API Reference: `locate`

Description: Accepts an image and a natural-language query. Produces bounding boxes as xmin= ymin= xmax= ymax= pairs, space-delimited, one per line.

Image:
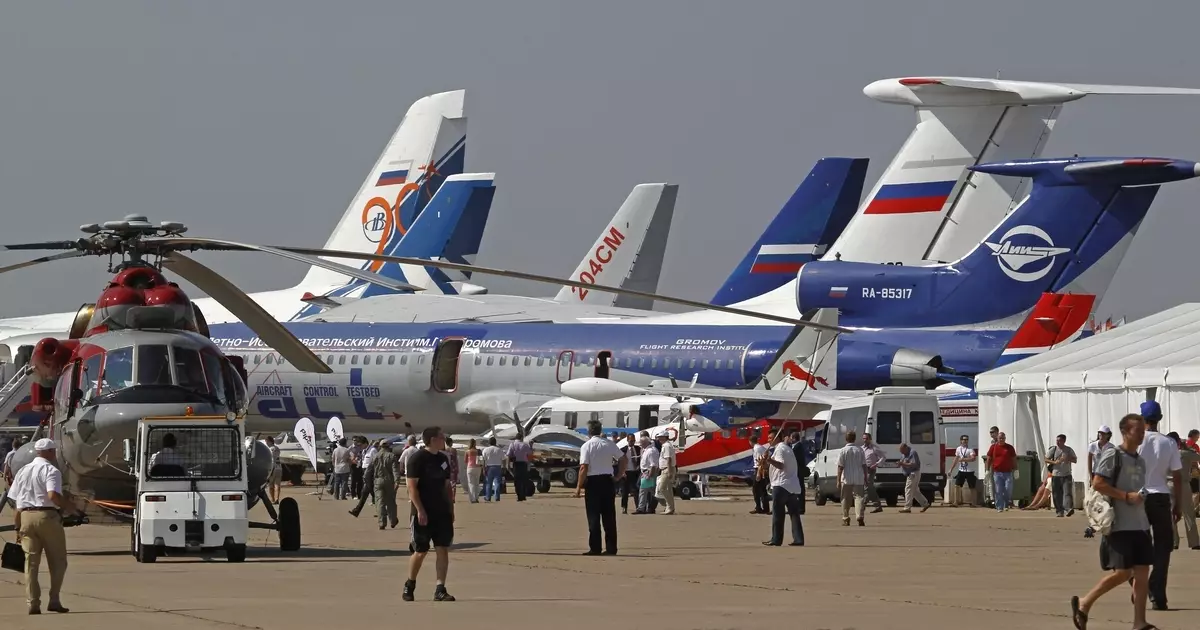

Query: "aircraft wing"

xmin=643 ymin=385 xmax=860 ymax=406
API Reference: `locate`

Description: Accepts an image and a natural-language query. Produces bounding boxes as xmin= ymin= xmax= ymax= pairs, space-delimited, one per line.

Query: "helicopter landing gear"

xmin=251 ymin=490 xmax=302 ymax=552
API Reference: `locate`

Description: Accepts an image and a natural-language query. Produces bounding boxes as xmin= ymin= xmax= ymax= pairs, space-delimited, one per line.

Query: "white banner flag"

xmin=326 ymin=416 xmax=344 ymax=445
xmin=294 ymin=417 xmax=319 ymax=472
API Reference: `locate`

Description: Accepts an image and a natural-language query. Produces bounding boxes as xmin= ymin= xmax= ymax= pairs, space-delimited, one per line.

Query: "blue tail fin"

xmin=796 ymin=157 xmax=1199 ymax=327
xmin=709 ymin=158 xmax=867 ymax=306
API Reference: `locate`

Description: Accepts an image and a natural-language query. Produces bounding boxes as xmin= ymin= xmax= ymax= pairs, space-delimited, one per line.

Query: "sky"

xmin=2 ymin=1 xmax=1200 ymax=324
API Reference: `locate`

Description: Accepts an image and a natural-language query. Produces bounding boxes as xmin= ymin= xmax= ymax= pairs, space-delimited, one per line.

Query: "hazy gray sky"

xmin=3 ymin=1 xmax=1200 ymax=323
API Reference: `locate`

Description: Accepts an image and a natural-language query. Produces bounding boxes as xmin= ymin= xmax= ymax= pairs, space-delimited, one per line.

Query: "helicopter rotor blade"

xmin=1 ymin=240 xmax=84 ymax=251
xmin=270 ymin=246 xmax=852 ymax=333
xmin=161 ymin=252 xmax=332 ymax=374
xmin=0 ymin=250 xmax=89 ymax=275
xmin=142 ymin=237 xmax=425 ymax=293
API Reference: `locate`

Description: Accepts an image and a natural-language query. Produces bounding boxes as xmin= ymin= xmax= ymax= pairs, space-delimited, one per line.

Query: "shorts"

xmin=269 ymin=467 xmax=282 ymax=484
xmin=954 ymin=471 xmax=977 ymax=488
xmin=410 ymin=515 xmax=454 ymax=553
xmin=1100 ymin=530 xmax=1154 ymax=571
xmin=1190 ymin=478 xmax=1198 ymax=494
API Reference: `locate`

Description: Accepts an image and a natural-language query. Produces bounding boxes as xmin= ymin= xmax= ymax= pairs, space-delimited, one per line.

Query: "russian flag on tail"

xmin=864 ymin=180 xmax=957 ymax=214
xmin=750 ymin=244 xmax=823 ymax=275
xmin=375 ymin=168 xmax=409 ymax=187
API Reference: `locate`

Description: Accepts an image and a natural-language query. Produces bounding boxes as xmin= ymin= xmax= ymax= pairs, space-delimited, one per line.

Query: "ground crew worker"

xmin=576 ymin=420 xmax=626 ymax=555
xmin=10 ymin=438 xmax=82 ymax=615
xmin=372 ymin=438 xmax=402 ymax=530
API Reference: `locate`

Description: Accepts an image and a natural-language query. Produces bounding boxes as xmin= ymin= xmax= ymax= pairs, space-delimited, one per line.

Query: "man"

xmin=404 ymin=426 xmax=455 ymax=602
xmin=444 ymin=436 xmax=460 ymax=500
xmin=1136 ymin=400 xmax=1183 ymax=611
xmin=372 ymin=437 xmax=402 ymax=530
xmin=398 ymin=436 xmax=419 ymax=479
xmin=1046 ymin=433 xmax=1078 ymax=517
xmin=349 ymin=439 xmax=384 ymax=519
xmin=982 ymin=426 xmax=999 ymax=507
xmin=360 ymin=438 xmax=378 ymax=505
xmin=763 ymin=431 xmax=805 ymax=546
xmin=619 ymin=434 xmax=641 ymax=514
xmin=836 ymin=431 xmax=869 ymax=527
xmin=950 ymin=435 xmax=978 ymax=507
xmin=986 ymin=433 xmax=1017 ymax=512
xmin=860 ymin=432 xmax=886 ymax=514
xmin=480 ymin=437 xmax=505 ymax=502
xmin=349 ymin=436 xmax=366 ymax=500
xmin=1170 ymin=433 xmax=1200 ymax=550
xmin=148 ymin=433 xmax=185 ymax=472
xmin=576 ymin=420 xmax=626 ymax=555
xmin=329 ymin=438 xmax=352 ymax=500
xmin=3 ymin=436 xmax=23 ymax=486
xmin=505 ymin=435 xmax=533 ymax=501
xmin=636 ymin=432 xmax=660 ymax=514
xmin=1070 ymin=413 xmax=1153 ymax=630
xmin=1187 ymin=429 xmax=1200 ymax=509
xmin=897 ymin=443 xmax=929 ymax=513
xmin=1085 ymin=426 xmax=1117 ymax=537
xmin=750 ymin=431 xmax=770 ymax=514
xmin=264 ymin=435 xmax=283 ymax=504
xmin=10 ymin=439 xmax=83 ymax=615
xmin=655 ymin=433 xmax=677 ymax=515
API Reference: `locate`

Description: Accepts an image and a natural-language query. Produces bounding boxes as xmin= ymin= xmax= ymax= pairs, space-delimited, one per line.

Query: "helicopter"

xmin=0 ymin=215 xmax=422 ymax=548
xmin=0 ymin=213 xmax=845 ymax=552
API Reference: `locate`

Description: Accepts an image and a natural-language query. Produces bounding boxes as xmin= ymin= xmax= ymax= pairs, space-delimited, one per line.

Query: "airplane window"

xmin=351 ymin=355 xmax=359 ymax=365
xmin=499 ymin=356 xmax=507 ymax=366
xmin=727 ymin=359 xmax=736 ymax=370
xmin=721 ymin=430 xmax=731 ymax=439
xmin=388 ymin=356 xmax=395 ymax=365
xmin=536 ymin=357 xmax=545 ymax=366
xmin=376 ymin=355 xmax=383 ymax=365
xmin=100 ymin=347 xmax=134 ymax=393
xmin=278 ymin=356 xmax=287 ymax=365
xmin=265 ymin=355 xmax=274 ymax=365
xmin=589 ymin=411 xmax=600 ymax=423
xmin=702 ymin=359 xmax=709 ymax=369
xmin=588 ymin=357 xmax=595 ymax=366
xmin=513 ymin=357 xmax=520 ymax=368
xmin=80 ymin=353 xmax=103 ymax=399
xmin=524 ymin=357 xmax=531 ymax=366
xmin=418 ymin=355 xmax=425 ymax=365
xmin=689 ymin=359 xmax=696 ymax=369
xmin=400 ymin=355 xmax=407 ymax=366
xmin=253 ymin=355 xmax=261 ymax=365
xmin=616 ymin=411 xmax=628 ymax=428
xmin=650 ymin=358 xmax=658 ymax=368
xmin=677 ymin=359 xmax=684 ymax=369
xmin=623 ymin=358 xmax=631 ymax=368
xmin=565 ymin=411 xmax=577 ymax=429
xmin=474 ymin=356 xmax=482 ymax=366
xmin=326 ymin=355 xmax=333 ymax=364
xmin=486 ymin=356 xmax=494 ymax=366
xmin=638 ymin=358 xmax=645 ymax=368
xmin=174 ymin=347 xmax=208 ymax=393
xmin=137 ymin=345 xmax=173 ymax=386
xmin=337 ymin=355 xmax=345 ymax=365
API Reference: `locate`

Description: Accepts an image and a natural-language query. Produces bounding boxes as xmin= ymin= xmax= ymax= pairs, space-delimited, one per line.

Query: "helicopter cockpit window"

xmin=100 ymin=347 xmax=134 ymax=393
xmin=80 ymin=354 xmax=102 ymax=401
xmin=201 ymin=351 xmax=227 ymax=402
xmin=137 ymin=345 xmax=173 ymax=386
xmin=173 ymin=346 xmax=208 ymax=393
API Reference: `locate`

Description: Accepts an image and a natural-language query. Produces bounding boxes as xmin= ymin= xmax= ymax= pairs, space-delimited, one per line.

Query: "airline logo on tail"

xmin=984 ymin=225 xmax=1071 ymax=282
xmin=782 ymin=360 xmax=829 ymax=388
xmin=359 ymin=161 xmax=443 ymax=260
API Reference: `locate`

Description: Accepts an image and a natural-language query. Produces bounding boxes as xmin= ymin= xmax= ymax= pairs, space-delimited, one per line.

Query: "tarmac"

xmin=1 ymin=483 xmax=1197 ymax=630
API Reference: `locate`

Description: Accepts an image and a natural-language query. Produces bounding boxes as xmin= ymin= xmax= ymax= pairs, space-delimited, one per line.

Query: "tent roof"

xmin=975 ymin=302 xmax=1200 ymax=393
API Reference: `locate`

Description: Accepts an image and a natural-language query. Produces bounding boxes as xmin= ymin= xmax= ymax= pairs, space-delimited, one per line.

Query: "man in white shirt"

xmin=148 ymin=433 xmax=186 ymax=474
xmin=575 ymin=420 xmax=627 ymax=555
xmin=1136 ymin=401 xmax=1183 ymax=611
xmin=655 ymin=433 xmax=678 ymax=515
xmin=950 ymin=435 xmax=978 ymax=507
xmin=637 ymin=432 xmax=660 ymax=514
xmin=763 ymin=432 xmax=805 ymax=546
xmin=398 ymin=436 xmax=419 ymax=478
xmin=10 ymin=439 xmax=82 ymax=615
xmin=3 ymin=436 xmax=24 ymax=487
xmin=750 ymin=433 xmax=770 ymax=514
xmin=330 ymin=438 xmax=353 ymax=500
xmin=1083 ymin=425 xmax=1115 ymax=537
xmin=837 ymin=430 xmax=869 ymax=527
xmin=480 ymin=437 xmax=506 ymax=502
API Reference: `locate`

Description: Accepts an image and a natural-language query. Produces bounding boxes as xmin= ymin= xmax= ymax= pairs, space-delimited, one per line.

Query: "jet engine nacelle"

xmin=836 ymin=340 xmax=943 ymax=390
xmin=560 ymin=377 xmax=647 ymax=402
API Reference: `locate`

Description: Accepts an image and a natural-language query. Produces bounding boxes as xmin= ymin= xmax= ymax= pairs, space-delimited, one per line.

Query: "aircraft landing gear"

xmin=251 ymin=490 xmax=301 ymax=552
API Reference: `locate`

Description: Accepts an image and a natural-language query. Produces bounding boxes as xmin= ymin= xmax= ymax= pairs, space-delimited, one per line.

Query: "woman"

xmin=1022 ymin=469 xmax=1054 ymax=511
xmin=465 ymin=439 xmax=482 ymax=503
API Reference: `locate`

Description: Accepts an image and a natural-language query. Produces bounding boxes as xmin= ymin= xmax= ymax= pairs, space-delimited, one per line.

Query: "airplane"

xmin=174 ymin=155 xmax=1198 ymax=439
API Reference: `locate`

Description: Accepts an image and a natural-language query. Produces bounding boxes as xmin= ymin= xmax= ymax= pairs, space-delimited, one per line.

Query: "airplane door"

xmin=431 ymin=338 xmax=466 ymax=393
xmin=407 ymin=349 xmax=435 ymax=392
xmin=637 ymin=405 xmax=658 ymax=431
xmin=556 ymin=350 xmax=574 ymax=384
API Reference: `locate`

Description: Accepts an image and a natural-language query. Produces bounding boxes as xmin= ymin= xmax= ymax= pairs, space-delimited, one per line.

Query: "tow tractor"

xmin=124 ymin=414 xmax=251 ymax=563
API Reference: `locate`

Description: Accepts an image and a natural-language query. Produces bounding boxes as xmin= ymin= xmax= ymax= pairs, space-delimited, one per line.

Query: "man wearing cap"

xmin=1136 ymin=400 xmax=1184 ymax=611
xmin=9 ymin=438 xmax=82 ymax=615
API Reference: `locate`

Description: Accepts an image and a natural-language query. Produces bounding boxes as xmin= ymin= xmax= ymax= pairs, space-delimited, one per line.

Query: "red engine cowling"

xmin=86 ymin=266 xmax=199 ymax=335
xmin=29 ymin=337 xmax=80 ymax=412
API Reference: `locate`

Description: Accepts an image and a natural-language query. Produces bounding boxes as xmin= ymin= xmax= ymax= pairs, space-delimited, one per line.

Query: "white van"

xmin=809 ymin=387 xmax=946 ymax=506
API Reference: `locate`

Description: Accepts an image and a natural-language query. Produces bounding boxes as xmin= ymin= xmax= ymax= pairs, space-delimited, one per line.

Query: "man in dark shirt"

xmin=404 ymin=426 xmax=455 ymax=602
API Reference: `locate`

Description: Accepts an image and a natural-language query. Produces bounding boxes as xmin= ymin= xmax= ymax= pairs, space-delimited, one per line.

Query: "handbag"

xmin=1085 ymin=451 xmax=1124 ymax=536
xmin=1 ymin=541 xmax=24 ymax=572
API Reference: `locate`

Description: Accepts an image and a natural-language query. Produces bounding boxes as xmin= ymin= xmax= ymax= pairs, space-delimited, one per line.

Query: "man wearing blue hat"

xmin=1136 ymin=400 xmax=1184 ymax=611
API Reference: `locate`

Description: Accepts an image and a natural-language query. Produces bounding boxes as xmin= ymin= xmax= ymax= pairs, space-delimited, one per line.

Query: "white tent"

xmin=975 ymin=302 xmax=1200 ymax=482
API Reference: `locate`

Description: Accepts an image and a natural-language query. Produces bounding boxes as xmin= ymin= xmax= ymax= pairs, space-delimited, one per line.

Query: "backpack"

xmin=1084 ymin=449 xmax=1124 ymax=536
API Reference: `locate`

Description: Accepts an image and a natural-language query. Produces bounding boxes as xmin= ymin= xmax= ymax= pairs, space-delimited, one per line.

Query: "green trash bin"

xmin=1010 ymin=454 xmax=1039 ymax=506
